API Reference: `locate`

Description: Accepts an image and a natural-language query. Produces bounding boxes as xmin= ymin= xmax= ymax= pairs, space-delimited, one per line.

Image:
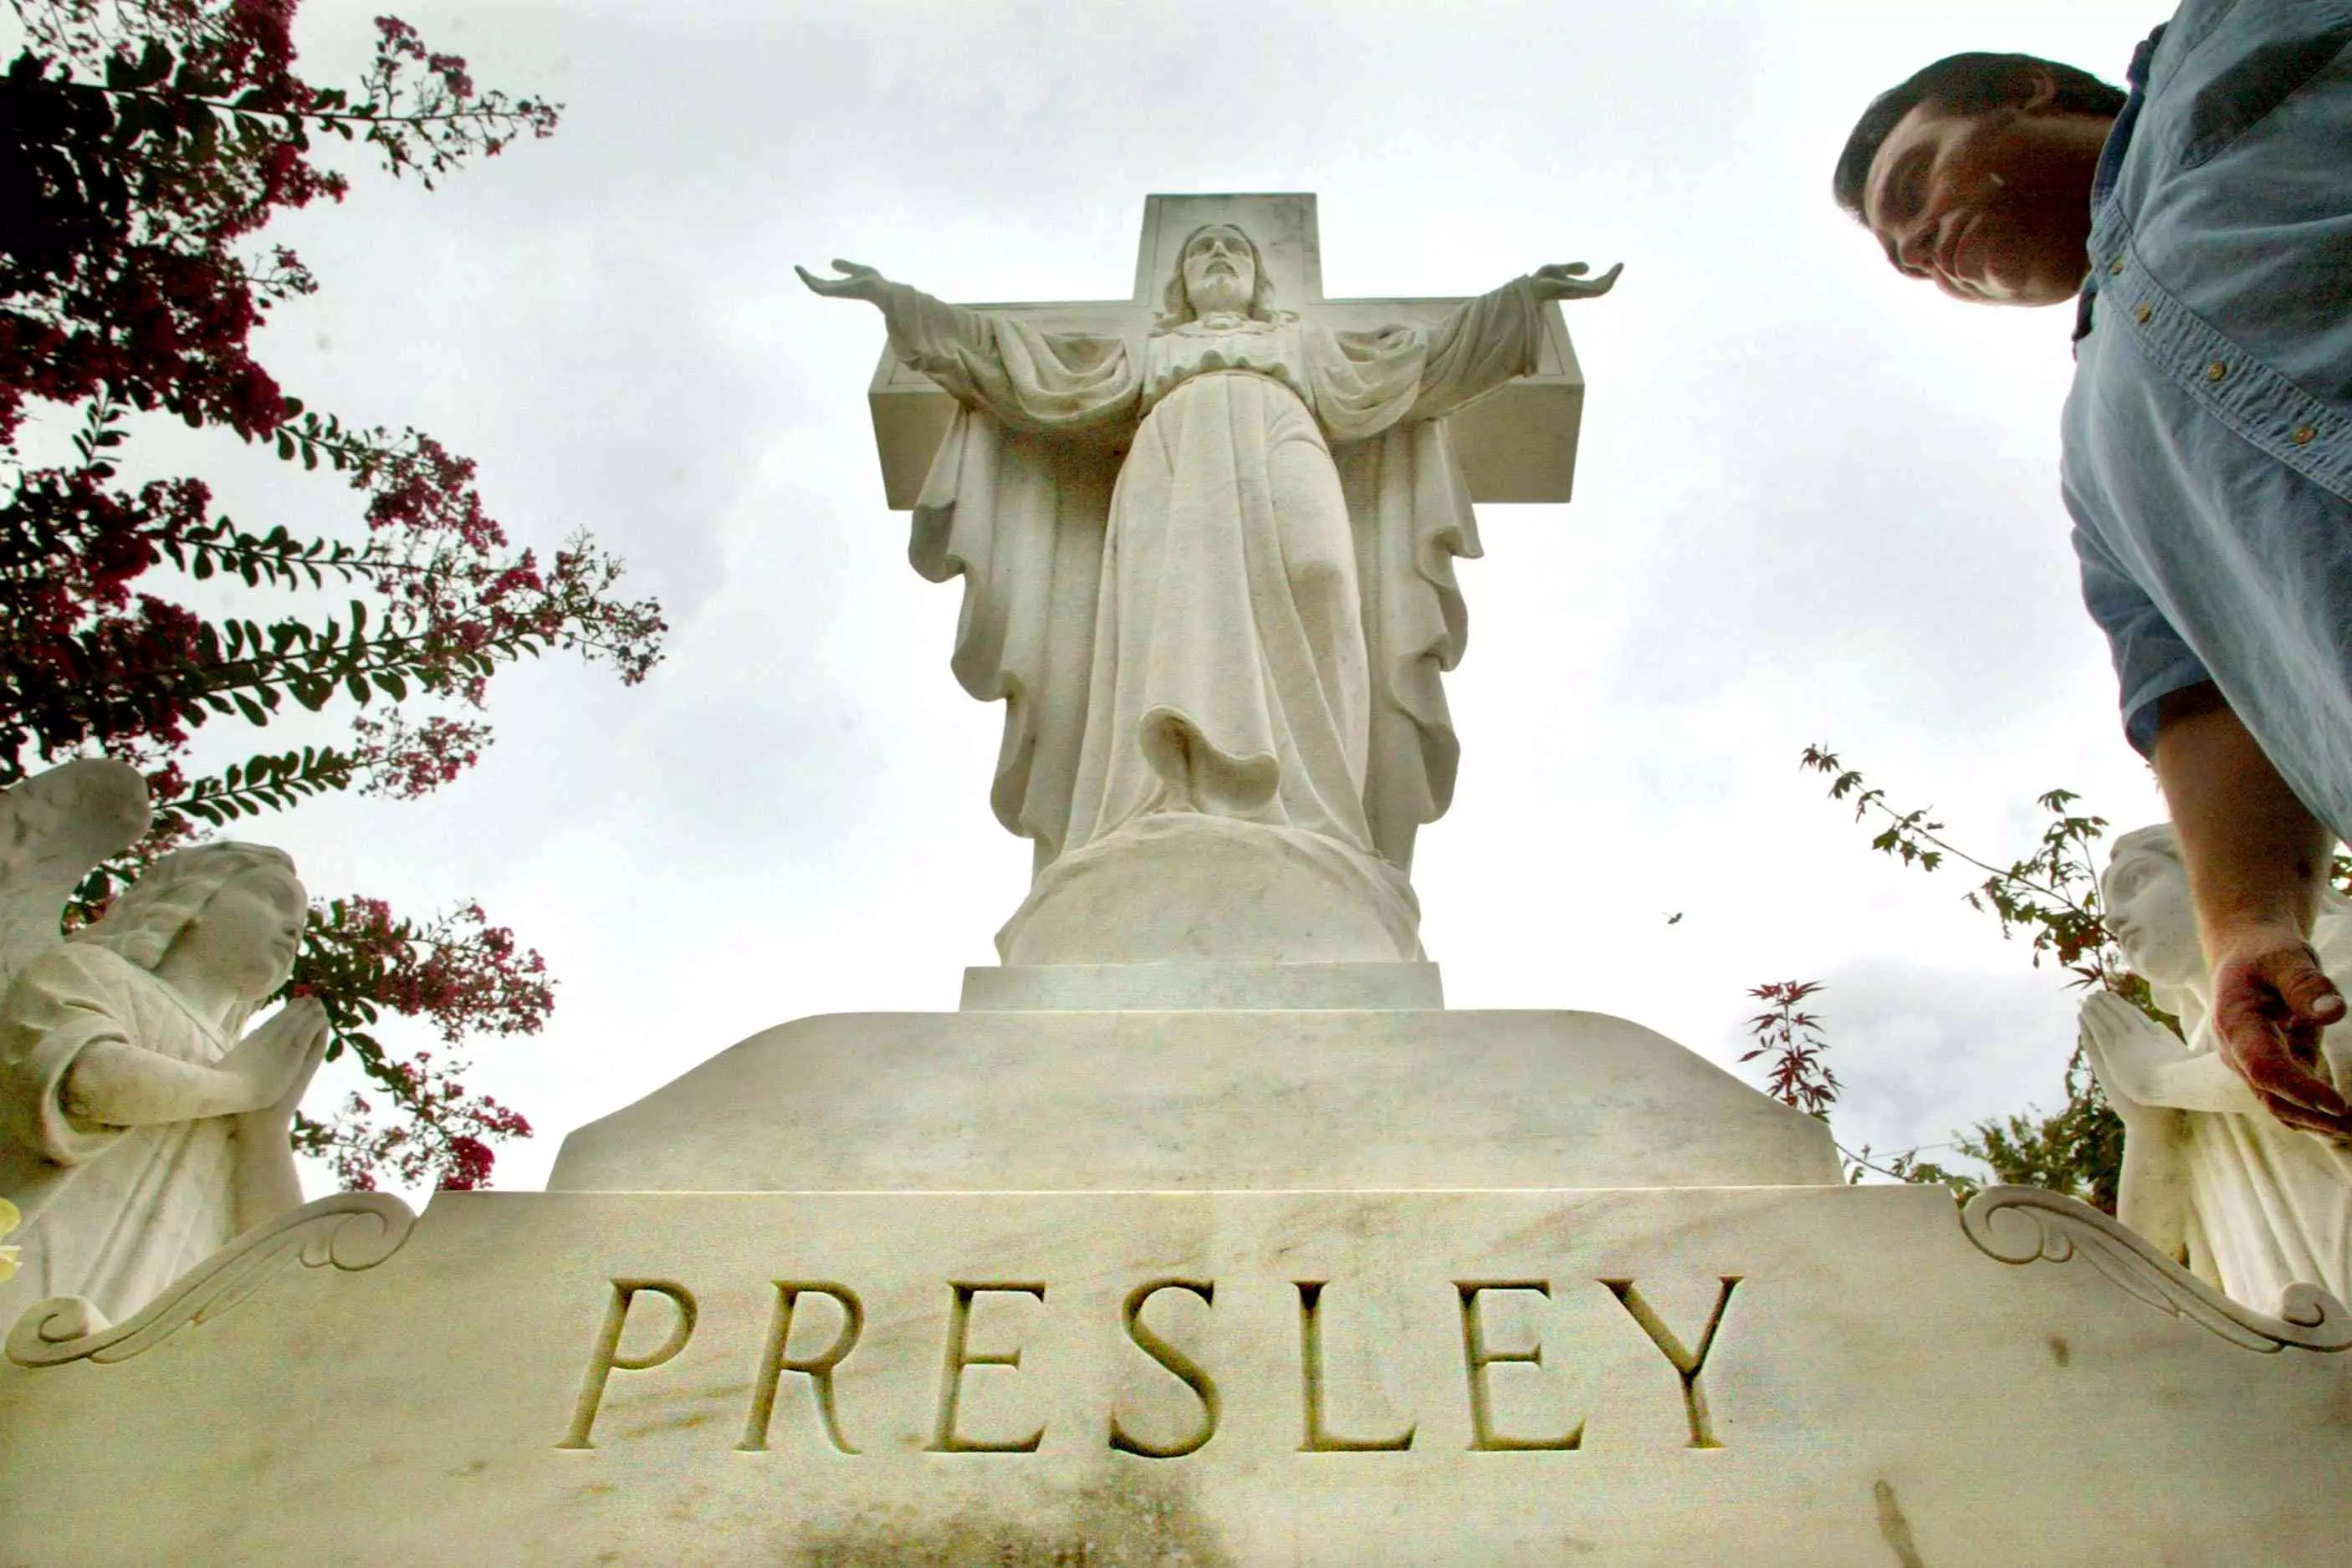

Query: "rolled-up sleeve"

xmin=2072 ymin=517 xmax=2214 ymax=757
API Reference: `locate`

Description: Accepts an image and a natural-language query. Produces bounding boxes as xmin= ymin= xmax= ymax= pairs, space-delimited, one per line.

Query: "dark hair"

xmin=1833 ymin=52 xmax=2125 ymax=221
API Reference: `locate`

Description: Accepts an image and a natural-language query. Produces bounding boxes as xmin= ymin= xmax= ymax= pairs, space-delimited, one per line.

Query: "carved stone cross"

xmin=863 ymin=192 xmax=1591 ymax=508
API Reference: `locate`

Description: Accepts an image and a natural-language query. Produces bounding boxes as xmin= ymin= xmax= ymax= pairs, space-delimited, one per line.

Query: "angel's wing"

xmin=0 ymin=759 xmax=151 ymax=999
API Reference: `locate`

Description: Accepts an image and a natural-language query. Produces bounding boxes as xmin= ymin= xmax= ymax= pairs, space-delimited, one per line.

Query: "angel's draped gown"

xmin=2160 ymin=975 xmax=2352 ymax=1307
xmin=0 ymin=944 xmax=248 ymax=1325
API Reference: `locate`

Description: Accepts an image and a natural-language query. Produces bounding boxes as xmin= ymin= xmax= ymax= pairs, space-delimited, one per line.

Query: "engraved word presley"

xmin=555 ymin=1273 xmax=1742 ymax=1456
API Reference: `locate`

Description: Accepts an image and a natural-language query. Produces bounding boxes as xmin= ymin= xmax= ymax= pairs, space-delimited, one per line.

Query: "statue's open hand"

xmin=2209 ymin=933 xmax=2352 ymax=1137
xmin=1530 ymin=261 xmax=1623 ymax=302
xmin=220 ymin=995 xmax=329 ymax=1113
xmin=796 ymin=258 xmax=892 ymax=304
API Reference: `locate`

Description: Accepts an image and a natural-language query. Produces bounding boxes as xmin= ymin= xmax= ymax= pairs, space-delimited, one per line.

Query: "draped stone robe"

xmin=880 ymin=277 xmax=1547 ymax=890
xmin=2141 ymin=917 xmax=2352 ymax=1310
xmin=0 ymin=945 xmax=249 ymax=1326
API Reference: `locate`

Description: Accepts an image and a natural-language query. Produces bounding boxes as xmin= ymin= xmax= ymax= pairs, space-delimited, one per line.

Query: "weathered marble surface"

xmin=959 ymin=960 xmax=1444 ymax=1011
xmin=545 ymin=1009 xmax=1841 ymax=1193
xmin=4 ymin=1184 xmax=2347 ymax=1565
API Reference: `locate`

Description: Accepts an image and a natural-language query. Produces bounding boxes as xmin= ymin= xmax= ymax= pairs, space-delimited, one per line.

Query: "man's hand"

xmin=2150 ymin=684 xmax=2347 ymax=1136
xmin=2208 ymin=930 xmax=2351 ymax=1136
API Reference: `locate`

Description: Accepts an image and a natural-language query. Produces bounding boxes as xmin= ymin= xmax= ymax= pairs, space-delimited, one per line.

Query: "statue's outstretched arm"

xmin=1527 ymin=260 xmax=1623 ymax=302
xmin=800 ymin=258 xmax=1134 ymax=428
xmin=799 ymin=257 xmax=971 ymax=349
xmin=795 ymin=258 xmax=896 ymax=305
xmin=1401 ymin=258 xmax=1625 ymax=423
xmin=799 ymin=256 xmax=998 ymax=399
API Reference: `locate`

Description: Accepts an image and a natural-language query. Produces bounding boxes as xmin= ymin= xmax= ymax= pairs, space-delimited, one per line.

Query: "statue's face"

xmin=173 ymin=869 xmax=310 ymax=1002
xmin=1181 ymin=227 xmax=1256 ymax=318
xmin=2102 ymin=845 xmax=2201 ymax=988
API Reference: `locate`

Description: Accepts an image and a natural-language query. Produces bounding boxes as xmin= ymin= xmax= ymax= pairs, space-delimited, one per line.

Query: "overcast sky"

xmin=38 ymin=1 xmax=2194 ymax=1198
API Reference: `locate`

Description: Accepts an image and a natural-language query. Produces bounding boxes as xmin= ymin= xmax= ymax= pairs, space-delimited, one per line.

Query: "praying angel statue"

xmin=0 ymin=760 xmax=326 ymax=1331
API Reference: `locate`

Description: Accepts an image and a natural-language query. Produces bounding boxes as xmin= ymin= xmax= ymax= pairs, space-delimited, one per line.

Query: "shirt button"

xmin=2135 ymin=304 xmax=2153 ymax=324
xmin=2206 ymin=361 xmax=2228 ymax=382
xmin=2109 ymin=258 xmax=2126 ymax=275
xmin=2293 ymin=426 xmax=2319 ymax=446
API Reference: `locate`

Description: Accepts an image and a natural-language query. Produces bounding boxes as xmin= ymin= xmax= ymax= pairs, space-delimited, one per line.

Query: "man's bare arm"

xmin=2150 ymin=683 xmax=2349 ymax=1135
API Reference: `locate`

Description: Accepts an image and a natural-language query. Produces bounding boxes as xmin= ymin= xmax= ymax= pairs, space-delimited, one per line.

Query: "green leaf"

xmin=115 ymin=40 xmax=175 ymax=91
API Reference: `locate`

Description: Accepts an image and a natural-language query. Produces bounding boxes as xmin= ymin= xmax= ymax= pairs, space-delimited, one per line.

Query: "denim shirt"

xmin=2063 ymin=0 xmax=2352 ymax=843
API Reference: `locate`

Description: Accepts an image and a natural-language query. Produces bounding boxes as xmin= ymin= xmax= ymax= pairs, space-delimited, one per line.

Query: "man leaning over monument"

xmin=1833 ymin=5 xmax=2352 ymax=1137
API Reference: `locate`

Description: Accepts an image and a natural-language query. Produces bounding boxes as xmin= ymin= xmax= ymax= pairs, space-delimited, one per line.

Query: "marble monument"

xmin=3 ymin=197 xmax=2349 ymax=1566
xmin=800 ymin=192 xmax=1616 ymax=969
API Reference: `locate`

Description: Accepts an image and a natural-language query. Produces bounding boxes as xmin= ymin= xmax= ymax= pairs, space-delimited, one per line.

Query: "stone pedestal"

xmin=4 ymin=1179 xmax=2349 ymax=1564
xmin=546 ymin=1007 xmax=1841 ymax=1194
xmin=6 ymin=1001 xmax=2349 ymax=1565
xmin=995 ymin=818 xmax=1429 ymax=966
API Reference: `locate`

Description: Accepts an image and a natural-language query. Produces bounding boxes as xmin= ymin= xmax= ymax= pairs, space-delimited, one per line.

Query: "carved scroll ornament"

xmin=1961 ymin=1185 xmax=2352 ymax=1354
xmin=6 ymin=1190 xmax=416 ymax=1368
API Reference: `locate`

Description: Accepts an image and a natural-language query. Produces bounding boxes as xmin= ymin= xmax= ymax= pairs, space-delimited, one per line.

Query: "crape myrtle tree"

xmin=1 ymin=0 xmax=667 ymax=1187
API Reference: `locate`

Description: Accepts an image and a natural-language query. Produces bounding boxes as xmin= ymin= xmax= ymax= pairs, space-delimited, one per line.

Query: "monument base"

xmin=996 ymin=816 xmax=1426 ymax=965
xmin=543 ymin=1007 xmax=1841 ymax=1193
xmin=4 ymin=1183 xmax=2347 ymax=1565
xmin=959 ymin=961 xmax=1444 ymax=1011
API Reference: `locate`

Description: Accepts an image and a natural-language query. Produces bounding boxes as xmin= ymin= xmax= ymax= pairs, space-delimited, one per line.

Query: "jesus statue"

xmin=801 ymin=216 xmax=1616 ymax=965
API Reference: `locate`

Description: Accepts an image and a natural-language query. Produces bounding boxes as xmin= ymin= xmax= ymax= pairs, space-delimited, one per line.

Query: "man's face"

xmin=1864 ymin=98 xmax=2092 ymax=307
